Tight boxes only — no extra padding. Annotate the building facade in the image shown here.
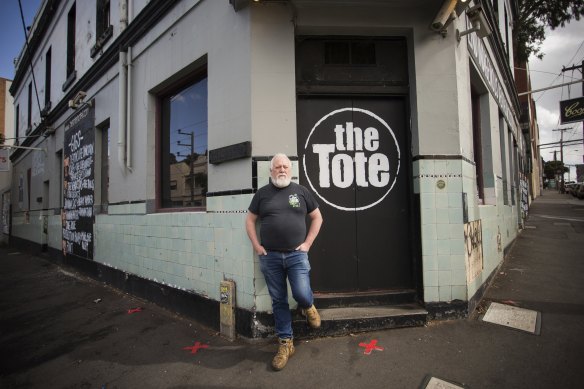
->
[1,77,15,245]
[8,0,528,338]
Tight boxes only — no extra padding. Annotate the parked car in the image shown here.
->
[577,183,584,200]
[565,182,578,195]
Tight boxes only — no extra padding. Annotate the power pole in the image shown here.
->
[562,61,584,163]
[552,127,571,192]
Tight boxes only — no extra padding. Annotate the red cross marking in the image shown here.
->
[127,307,143,314]
[183,341,210,354]
[358,339,384,355]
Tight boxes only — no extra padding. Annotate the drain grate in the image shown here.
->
[482,302,541,335]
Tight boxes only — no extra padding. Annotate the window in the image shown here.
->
[27,82,32,134]
[499,113,509,205]
[96,0,111,38]
[324,41,376,65]
[509,132,516,205]
[471,87,484,203]
[504,6,510,56]
[44,47,51,111]
[96,120,110,211]
[27,168,31,211]
[57,150,63,208]
[159,69,208,209]
[92,0,112,57]
[15,105,19,144]
[66,3,76,79]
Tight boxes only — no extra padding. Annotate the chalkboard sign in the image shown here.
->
[62,105,95,259]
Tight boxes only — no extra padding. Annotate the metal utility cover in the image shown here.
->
[420,375,467,389]
[482,302,541,334]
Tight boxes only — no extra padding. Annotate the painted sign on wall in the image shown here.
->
[520,175,529,220]
[62,105,95,259]
[464,219,483,283]
[302,107,400,211]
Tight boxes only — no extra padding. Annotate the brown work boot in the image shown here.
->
[302,304,321,328]
[272,338,295,371]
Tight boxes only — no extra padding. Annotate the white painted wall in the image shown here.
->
[8,0,524,311]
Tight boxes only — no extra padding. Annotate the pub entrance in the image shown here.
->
[295,36,417,293]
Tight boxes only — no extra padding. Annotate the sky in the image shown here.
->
[528,18,584,178]
[1,0,583,174]
[0,0,42,80]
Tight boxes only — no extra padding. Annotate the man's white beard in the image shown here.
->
[272,176,291,188]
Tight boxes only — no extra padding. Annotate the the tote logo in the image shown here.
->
[303,107,400,211]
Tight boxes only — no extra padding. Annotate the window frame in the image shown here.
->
[64,2,77,90]
[155,65,208,212]
[91,0,113,58]
[27,82,32,134]
[44,47,52,113]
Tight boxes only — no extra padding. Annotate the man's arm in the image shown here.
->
[245,211,267,255]
[296,208,323,252]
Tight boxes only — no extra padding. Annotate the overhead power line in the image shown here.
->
[17,0,42,117]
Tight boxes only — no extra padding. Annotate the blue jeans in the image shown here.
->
[259,250,314,339]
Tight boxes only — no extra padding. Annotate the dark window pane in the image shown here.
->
[67,3,76,76]
[325,42,350,64]
[351,41,376,65]
[161,75,208,208]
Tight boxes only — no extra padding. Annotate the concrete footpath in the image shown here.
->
[1,190,583,389]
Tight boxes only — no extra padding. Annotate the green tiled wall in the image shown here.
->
[416,158,519,303]
[94,194,260,310]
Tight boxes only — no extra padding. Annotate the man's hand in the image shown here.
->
[254,244,268,256]
[295,208,323,252]
[295,242,311,252]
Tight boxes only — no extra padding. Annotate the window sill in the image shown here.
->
[90,25,113,58]
[40,101,52,118]
[156,206,207,214]
[62,71,77,92]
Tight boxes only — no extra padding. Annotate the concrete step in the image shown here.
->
[292,303,428,339]
[314,289,418,308]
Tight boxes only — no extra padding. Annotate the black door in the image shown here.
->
[297,96,412,292]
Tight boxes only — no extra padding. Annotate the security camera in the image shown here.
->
[470,5,492,38]
[68,90,87,108]
[456,5,493,41]
[430,0,458,32]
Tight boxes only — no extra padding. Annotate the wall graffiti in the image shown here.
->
[520,175,529,220]
[464,219,483,283]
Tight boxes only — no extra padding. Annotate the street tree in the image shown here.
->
[514,0,584,62]
[544,160,569,179]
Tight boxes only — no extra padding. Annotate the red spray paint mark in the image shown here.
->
[183,341,209,354]
[127,307,143,314]
[359,339,384,355]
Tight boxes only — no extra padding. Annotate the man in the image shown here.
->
[245,153,323,371]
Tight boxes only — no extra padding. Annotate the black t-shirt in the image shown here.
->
[248,182,319,251]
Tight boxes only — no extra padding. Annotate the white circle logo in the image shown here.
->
[303,107,400,211]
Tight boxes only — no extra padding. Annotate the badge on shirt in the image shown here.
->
[289,194,300,208]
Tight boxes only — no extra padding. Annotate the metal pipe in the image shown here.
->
[118,51,127,171]
[126,46,133,171]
